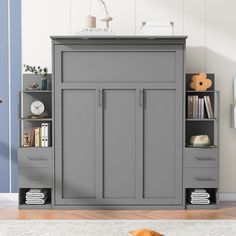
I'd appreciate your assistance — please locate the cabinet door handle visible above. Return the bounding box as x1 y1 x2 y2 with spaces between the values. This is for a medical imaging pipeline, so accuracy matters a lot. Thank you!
195 157 216 161
139 90 143 106
98 90 103 106
194 177 216 181
27 157 48 161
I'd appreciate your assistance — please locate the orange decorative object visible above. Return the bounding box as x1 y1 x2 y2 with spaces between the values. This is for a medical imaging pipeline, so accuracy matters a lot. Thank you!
190 72 212 91
130 228 164 236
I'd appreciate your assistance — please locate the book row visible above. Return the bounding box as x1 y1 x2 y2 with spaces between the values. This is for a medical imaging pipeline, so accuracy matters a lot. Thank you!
187 95 214 119
23 123 51 147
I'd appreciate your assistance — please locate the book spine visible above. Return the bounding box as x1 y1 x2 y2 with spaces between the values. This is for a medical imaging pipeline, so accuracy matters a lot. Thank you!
188 96 193 119
193 96 198 119
34 127 39 147
41 123 45 147
204 96 211 118
201 98 205 119
198 98 201 119
45 123 48 147
193 96 196 119
39 127 41 147
207 96 214 118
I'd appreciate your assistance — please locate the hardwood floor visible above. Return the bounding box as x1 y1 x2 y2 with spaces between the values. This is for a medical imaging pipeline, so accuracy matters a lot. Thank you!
1 202 236 220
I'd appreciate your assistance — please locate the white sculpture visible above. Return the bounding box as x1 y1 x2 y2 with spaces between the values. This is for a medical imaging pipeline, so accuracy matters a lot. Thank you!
98 0 113 29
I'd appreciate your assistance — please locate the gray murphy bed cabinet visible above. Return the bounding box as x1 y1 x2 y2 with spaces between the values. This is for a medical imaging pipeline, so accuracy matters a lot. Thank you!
18 36 219 209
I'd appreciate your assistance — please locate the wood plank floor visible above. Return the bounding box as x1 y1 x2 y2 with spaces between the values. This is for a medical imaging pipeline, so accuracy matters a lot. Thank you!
1 202 236 220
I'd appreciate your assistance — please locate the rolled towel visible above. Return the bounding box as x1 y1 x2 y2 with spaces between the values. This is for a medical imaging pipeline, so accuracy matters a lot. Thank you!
26 189 48 199
25 195 48 205
192 189 206 193
191 199 210 205
28 188 43 193
191 193 210 199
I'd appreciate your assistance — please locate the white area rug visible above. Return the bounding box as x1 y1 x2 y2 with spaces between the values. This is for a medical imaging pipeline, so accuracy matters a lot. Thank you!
0 220 236 236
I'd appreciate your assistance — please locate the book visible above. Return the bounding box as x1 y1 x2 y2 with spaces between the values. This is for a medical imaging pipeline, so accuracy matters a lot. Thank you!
192 96 199 119
187 96 193 119
199 98 204 119
34 127 40 147
41 123 45 147
207 96 214 118
204 96 214 118
44 123 51 147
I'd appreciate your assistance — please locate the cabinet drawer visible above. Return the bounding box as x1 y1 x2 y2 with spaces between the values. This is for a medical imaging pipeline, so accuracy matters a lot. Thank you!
184 168 219 188
184 148 219 168
19 168 52 188
18 148 52 168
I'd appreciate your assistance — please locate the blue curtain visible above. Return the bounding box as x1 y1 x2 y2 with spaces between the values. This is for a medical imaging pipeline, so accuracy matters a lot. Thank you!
0 0 21 193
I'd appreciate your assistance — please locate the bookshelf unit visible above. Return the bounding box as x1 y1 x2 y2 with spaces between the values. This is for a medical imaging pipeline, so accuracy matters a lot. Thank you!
18 74 53 209
184 74 220 209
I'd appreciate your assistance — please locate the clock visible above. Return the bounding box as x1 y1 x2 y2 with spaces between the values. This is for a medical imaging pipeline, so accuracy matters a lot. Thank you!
30 100 45 116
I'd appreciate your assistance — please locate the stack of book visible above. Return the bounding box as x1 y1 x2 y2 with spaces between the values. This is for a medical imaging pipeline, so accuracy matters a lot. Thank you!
187 95 214 119
26 123 51 147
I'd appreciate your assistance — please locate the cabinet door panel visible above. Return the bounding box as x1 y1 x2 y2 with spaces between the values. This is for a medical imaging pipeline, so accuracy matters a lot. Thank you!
62 90 96 199
103 90 136 199
143 90 181 203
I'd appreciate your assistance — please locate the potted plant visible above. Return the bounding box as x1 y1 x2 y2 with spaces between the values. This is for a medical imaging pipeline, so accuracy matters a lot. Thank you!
23 64 48 90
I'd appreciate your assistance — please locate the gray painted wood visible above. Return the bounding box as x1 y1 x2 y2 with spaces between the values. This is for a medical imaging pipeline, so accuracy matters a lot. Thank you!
184 148 219 168
51 37 187 208
62 50 176 83
18 147 52 168
61 90 96 199
143 90 182 203
103 90 136 199
19 168 52 188
184 168 219 188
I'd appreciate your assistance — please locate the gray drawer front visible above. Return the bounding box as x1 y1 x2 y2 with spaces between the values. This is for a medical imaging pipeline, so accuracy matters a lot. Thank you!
18 148 52 168
184 168 219 188
19 168 52 188
184 148 219 168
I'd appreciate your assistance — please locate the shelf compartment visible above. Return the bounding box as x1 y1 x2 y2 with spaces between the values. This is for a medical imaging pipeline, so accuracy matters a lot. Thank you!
186 122 217 147
185 188 218 208
19 188 52 209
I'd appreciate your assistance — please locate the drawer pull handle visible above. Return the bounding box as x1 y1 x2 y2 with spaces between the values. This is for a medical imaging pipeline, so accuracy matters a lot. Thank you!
194 177 216 181
27 157 48 161
195 157 216 161
27 177 41 181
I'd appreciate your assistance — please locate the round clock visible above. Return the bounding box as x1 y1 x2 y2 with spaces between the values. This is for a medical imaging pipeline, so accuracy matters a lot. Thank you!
30 100 45 116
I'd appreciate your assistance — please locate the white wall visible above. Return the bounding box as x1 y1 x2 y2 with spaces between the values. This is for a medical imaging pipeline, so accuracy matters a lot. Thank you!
22 0 236 193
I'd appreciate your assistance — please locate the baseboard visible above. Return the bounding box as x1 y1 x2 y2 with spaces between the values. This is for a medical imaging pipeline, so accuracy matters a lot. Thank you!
0 193 18 202
0 193 236 203
219 193 236 202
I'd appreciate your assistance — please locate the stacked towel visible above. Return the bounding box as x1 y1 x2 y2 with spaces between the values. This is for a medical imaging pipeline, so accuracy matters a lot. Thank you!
25 189 48 205
189 189 210 205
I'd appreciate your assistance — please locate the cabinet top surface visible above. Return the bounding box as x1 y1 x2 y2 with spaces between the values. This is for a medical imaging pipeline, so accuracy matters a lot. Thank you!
51 35 187 44
51 35 187 39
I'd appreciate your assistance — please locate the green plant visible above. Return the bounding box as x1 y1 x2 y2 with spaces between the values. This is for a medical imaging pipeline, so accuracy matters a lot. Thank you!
24 64 48 80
